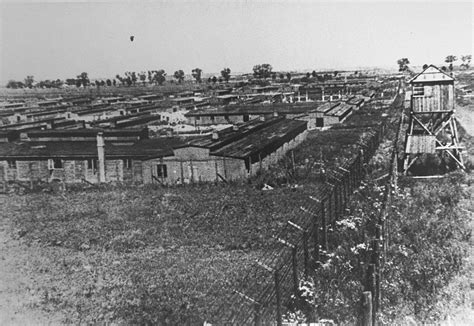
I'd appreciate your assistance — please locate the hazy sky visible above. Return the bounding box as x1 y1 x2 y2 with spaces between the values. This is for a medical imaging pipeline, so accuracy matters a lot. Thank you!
0 0 472 83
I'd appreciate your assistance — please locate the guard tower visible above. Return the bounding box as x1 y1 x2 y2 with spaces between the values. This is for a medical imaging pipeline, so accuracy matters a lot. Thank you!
403 65 464 173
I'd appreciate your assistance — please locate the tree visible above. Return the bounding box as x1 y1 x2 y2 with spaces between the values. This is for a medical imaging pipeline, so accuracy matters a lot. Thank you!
445 55 457 71
460 55 472 69
212 76 217 84
139 72 147 86
306 72 311 78
24 75 34 88
279 73 284 80
174 70 185 83
106 79 112 86
286 72 291 81
311 71 317 78
154 70 166 85
77 72 90 87
115 74 125 86
192 68 202 83
113 79 117 86
6 80 24 89
221 68 231 82
441 66 448 72
397 58 411 73
66 78 76 86
253 64 273 79
423 64 429 70
147 71 153 84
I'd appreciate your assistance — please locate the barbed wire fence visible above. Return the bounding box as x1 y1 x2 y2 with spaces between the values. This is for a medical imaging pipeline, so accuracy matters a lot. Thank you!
199 120 387 325
362 94 404 326
201 90 406 326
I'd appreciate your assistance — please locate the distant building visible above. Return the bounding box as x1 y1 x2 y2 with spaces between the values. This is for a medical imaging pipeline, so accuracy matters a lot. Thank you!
0 119 308 185
308 102 354 129
143 117 308 184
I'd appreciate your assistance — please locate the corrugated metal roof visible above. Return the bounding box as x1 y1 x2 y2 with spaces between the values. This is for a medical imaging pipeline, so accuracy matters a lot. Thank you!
0 137 184 159
184 118 279 150
27 128 147 138
314 102 341 113
185 102 320 116
211 119 307 160
326 103 353 117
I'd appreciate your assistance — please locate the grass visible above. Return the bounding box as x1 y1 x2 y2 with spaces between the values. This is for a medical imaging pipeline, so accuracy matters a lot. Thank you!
1 92 402 324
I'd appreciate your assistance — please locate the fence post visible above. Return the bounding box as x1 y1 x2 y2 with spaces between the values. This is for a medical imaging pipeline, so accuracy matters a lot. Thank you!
361 291 373 326
343 174 348 208
373 233 381 316
321 201 328 251
254 303 261 326
274 270 282 326
328 191 333 222
313 213 320 264
339 183 344 217
292 246 298 296
334 184 339 218
366 263 376 326
303 231 309 277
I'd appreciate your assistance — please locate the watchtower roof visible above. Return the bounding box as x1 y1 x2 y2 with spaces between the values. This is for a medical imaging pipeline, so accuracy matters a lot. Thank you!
409 65 454 84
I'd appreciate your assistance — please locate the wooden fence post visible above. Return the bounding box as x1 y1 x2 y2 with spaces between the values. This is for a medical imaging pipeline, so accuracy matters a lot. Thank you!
334 184 339 218
373 235 381 315
366 263 377 325
343 174 348 208
274 270 282 326
328 191 333 222
361 291 373 326
303 231 309 277
254 303 261 326
291 150 295 170
313 214 320 264
321 201 328 251
292 246 298 296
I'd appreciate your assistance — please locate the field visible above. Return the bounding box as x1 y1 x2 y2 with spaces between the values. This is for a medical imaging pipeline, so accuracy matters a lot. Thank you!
0 99 395 324
0 90 472 325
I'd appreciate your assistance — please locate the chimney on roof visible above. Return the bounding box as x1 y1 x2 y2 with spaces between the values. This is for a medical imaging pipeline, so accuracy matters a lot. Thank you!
259 115 265 122
273 111 279 117
212 131 219 140
97 132 106 183
232 125 239 131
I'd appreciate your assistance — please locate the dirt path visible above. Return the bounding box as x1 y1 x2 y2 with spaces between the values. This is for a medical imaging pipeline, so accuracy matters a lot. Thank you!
456 104 474 136
0 196 62 326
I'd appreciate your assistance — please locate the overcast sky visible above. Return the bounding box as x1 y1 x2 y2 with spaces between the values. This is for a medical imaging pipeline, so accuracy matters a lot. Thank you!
0 0 472 83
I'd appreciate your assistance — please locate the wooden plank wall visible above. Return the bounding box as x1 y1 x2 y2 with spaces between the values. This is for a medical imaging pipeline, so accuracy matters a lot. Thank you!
406 135 436 153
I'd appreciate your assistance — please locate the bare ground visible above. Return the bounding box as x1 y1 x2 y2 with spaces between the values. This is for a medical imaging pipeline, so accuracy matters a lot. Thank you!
0 198 62 326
